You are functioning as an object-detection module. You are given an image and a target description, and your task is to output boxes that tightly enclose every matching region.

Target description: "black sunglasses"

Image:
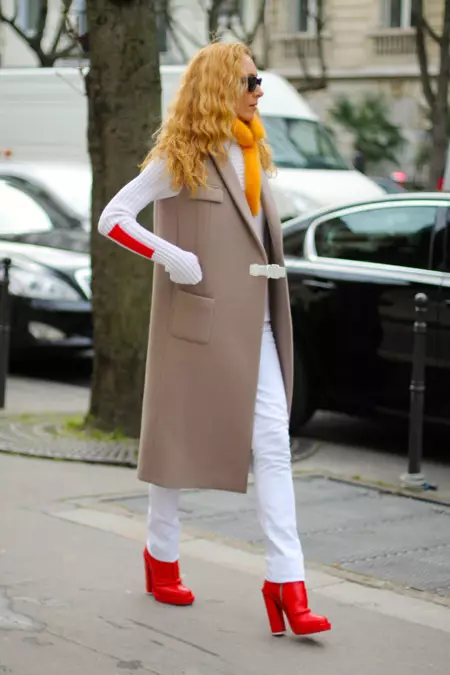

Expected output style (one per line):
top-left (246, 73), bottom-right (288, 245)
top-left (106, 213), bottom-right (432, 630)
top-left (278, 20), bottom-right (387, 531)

top-left (245, 75), bottom-right (262, 93)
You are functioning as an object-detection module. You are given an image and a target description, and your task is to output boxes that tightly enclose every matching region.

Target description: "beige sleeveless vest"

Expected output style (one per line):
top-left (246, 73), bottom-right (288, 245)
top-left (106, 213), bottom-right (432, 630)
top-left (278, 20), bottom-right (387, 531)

top-left (137, 155), bottom-right (293, 493)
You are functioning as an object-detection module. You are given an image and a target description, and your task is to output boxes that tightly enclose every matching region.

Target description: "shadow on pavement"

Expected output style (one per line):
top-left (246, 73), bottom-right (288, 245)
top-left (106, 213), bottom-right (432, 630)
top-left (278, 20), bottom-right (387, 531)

top-left (299, 411), bottom-right (450, 463)
top-left (10, 351), bottom-right (93, 387)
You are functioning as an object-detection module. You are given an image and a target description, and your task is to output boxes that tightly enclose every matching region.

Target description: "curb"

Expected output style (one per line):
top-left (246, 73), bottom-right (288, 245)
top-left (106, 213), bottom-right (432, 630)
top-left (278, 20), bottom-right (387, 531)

top-left (292, 468), bottom-right (450, 507)
top-left (0, 430), bottom-right (319, 469)
top-left (0, 445), bottom-right (138, 468)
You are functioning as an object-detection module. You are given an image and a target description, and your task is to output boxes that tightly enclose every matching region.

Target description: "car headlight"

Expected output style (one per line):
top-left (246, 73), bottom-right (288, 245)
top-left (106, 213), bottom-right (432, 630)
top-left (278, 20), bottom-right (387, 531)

top-left (74, 267), bottom-right (92, 299)
top-left (9, 268), bottom-right (81, 301)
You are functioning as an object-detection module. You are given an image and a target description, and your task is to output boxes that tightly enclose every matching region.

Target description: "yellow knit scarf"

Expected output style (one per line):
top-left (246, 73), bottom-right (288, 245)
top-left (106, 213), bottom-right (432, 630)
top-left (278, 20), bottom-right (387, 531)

top-left (232, 115), bottom-right (265, 216)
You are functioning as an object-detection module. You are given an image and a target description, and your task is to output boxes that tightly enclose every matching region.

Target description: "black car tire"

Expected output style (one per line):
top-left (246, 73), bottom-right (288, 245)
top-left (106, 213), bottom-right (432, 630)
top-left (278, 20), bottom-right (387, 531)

top-left (289, 347), bottom-right (316, 436)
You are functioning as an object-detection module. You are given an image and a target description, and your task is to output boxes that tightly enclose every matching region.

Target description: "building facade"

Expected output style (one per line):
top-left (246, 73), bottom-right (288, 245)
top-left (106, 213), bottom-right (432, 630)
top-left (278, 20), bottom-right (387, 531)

top-left (0, 0), bottom-right (261, 67)
top-left (0, 0), bottom-right (445, 179)
top-left (266, 0), bottom-right (444, 179)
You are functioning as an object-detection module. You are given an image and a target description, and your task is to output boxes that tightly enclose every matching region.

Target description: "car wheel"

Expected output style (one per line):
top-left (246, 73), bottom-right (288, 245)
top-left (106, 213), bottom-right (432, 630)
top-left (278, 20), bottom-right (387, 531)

top-left (289, 347), bottom-right (316, 436)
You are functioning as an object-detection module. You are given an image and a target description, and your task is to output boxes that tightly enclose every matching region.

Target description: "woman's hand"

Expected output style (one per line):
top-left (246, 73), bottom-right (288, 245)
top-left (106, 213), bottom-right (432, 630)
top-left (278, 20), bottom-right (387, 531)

top-left (165, 250), bottom-right (203, 285)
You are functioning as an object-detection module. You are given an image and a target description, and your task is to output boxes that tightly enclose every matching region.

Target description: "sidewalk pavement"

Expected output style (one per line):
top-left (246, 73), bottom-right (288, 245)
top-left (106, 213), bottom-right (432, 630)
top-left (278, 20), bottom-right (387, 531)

top-left (1, 451), bottom-right (449, 675)
top-left (1, 375), bottom-right (450, 671)
top-left (2, 375), bottom-right (450, 499)
top-left (1, 375), bottom-right (90, 415)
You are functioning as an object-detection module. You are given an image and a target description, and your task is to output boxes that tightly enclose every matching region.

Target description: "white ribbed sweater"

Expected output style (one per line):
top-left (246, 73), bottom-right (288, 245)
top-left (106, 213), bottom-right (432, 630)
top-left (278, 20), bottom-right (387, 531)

top-left (98, 142), bottom-right (268, 315)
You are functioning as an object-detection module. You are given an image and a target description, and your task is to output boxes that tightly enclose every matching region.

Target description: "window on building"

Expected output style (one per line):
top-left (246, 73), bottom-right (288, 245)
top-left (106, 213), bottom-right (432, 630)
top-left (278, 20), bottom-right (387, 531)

top-left (17, 0), bottom-right (44, 35)
top-left (74, 0), bottom-right (88, 36)
top-left (381, 0), bottom-right (415, 29)
top-left (297, 0), bottom-right (318, 34)
top-left (218, 0), bottom-right (243, 16)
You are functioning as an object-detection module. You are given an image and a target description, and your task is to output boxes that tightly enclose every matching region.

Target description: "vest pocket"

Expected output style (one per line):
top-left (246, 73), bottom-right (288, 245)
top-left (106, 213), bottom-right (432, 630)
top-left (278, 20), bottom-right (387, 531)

top-left (170, 290), bottom-right (215, 345)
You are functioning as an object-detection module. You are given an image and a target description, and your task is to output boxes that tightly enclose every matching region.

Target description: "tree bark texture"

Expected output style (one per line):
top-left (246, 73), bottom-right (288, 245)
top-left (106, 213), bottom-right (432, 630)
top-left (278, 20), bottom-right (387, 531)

top-left (429, 1), bottom-right (450, 189)
top-left (85, 0), bottom-right (162, 436)
top-left (415, 0), bottom-right (450, 189)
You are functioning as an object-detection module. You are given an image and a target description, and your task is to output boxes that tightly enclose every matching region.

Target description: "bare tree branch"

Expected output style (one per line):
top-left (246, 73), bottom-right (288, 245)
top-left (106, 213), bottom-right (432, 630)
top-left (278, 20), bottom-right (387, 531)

top-left (168, 16), bottom-right (206, 49)
top-left (11, 0), bottom-right (19, 23)
top-left (52, 42), bottom-right (81, 62)
top-left (0, 9), bottom-right (37, 49)
top-left (296, 39), bottom-right (311, 81)
top-left (50, 0), bottom-right (74, 55)
top-left (436, 0), bottom-right (450, 106)
top-left (160, 0), bottom-right (190, 61)
top-left (314, 0), bottom-right (327, 88)
top-left (35, 0), bottom-right (49, 42)
top-left (423, 18), bottom-right (442, 44)
top-left (208, 0), bottom-right (227, 42)
top-left (295, 0), bottom-right (327, 93)
top-left (0, 0), bottom-right (79, 66)
top-left (245, 0), bottom-right (267, 46)
top-left (413, 0), bottom-right (450, 188)
top-left (196, 0), bottom-right (208, 12)
top-left (415, 0), bottom-right (436, 108)
top-left (167, 23), bottom-right (190, 61)
top-left (223, 0), bottom-right (267, 51)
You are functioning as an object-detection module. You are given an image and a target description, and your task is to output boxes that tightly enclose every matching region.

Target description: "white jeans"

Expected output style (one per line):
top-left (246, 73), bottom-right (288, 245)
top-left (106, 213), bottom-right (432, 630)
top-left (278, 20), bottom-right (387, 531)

top-left (147, 322), bottom-right (305, 583)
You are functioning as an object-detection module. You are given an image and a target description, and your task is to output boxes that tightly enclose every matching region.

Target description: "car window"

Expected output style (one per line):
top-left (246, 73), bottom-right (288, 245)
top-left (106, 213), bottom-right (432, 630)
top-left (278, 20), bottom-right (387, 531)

top-left (314, 205), bottom-right (438, 270)
top-left (262, 117), bottom-right (349, 170)
top-left (0, 182), bottom-right (53, 235)
top-left (283, 226), bottom-right (308, 257)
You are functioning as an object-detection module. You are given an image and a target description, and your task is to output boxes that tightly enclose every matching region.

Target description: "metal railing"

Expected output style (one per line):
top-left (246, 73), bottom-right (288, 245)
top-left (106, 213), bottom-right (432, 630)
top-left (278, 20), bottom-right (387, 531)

top-left (0, 258), bottom-right (11, 409)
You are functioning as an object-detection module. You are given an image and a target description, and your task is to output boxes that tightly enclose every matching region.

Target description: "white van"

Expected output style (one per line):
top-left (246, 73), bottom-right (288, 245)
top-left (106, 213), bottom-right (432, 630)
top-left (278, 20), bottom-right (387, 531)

top-left (0, 66), bottom-right (383, 221)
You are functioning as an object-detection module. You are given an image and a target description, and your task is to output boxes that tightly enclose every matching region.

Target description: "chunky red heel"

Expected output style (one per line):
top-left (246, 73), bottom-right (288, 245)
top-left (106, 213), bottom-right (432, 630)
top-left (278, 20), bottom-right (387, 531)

top-left (262, 580), bottom-right (331, 637)
top-left (262, 593), bottom-right (286, 636)
top-left (143, 548), bottom-right (195, 606)
top-left (143, 550), bottom-right (153, 594)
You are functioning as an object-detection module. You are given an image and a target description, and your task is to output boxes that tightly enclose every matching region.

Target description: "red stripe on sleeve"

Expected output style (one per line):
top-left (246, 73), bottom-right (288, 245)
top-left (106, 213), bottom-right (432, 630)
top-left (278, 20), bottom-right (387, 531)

top-left (108, 223), bottom-right (155, 259)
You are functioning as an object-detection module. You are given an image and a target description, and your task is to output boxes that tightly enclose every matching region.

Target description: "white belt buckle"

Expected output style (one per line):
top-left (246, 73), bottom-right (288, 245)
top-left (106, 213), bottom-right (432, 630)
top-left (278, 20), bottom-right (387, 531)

top-left (268, 264), bottom-right (286, 279)
top-left (249, 263), bottom-right (264, 277)
top-left (249, 264), bottom-right (286, 279)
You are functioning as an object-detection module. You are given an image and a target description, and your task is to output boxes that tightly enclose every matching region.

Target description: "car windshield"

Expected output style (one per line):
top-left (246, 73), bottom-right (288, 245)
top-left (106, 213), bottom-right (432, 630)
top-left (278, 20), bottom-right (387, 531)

top-left (262, 117), bottom-right (349, 171)
top-left (0, 180), bottom-right (77, 235)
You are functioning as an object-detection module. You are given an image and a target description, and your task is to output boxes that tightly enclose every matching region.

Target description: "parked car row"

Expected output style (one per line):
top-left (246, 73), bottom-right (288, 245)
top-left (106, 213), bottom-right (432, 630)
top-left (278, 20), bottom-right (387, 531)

top-left (283, 193), bottom-right (450, 430)
top-left (2, 167), bottom-right (449, 429)
top-left (0, 173), bottom-right (92, 358)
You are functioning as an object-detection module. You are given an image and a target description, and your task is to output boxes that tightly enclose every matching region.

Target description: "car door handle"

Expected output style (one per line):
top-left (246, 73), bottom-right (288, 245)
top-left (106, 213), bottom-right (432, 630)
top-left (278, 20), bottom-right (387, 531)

top-left (302, 279), bottom-right (336, 290)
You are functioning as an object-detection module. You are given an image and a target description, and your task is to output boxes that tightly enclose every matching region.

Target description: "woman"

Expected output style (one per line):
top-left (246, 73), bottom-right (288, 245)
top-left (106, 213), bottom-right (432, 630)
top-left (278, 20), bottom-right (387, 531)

top-left (98, 41), bottom-right (331, 638)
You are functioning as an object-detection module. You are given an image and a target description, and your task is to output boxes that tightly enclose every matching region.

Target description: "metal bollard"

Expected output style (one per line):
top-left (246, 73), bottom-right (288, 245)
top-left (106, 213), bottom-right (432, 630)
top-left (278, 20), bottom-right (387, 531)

top-left (0, 258), bottom-right (11, 409)
top-left (400, 292), bottom-right (428, 489)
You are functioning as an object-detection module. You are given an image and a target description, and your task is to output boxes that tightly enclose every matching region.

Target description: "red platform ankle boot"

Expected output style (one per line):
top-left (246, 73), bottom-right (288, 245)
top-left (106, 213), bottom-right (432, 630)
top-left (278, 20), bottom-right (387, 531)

top-left (262, 580), bottom-right (331, 637)
top-left (143, 548), bottom-right (195, 606)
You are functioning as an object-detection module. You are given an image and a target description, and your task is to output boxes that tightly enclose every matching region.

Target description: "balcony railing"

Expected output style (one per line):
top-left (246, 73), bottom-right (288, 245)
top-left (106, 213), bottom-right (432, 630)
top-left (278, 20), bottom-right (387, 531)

top-left (272, 32), bottom-right (323, 61)
top-left (371, 29), bottom-right (417, 56)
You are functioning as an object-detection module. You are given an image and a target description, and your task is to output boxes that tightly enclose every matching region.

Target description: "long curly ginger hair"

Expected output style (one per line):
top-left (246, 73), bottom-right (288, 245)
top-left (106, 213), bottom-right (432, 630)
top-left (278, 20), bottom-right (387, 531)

top-left (140, 42), bottom-right (274, 191)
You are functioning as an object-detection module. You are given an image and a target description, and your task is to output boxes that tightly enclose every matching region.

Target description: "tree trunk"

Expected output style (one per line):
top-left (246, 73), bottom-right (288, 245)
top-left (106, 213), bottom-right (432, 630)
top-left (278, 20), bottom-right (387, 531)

top-left (428, 103), bottom-right (449, 189)
top-left (428, 0), bottom-right (450, 189)
top-left (85, 0), bottom-right (161, 436)
top-left (415, 0), bottom-right (450, 189)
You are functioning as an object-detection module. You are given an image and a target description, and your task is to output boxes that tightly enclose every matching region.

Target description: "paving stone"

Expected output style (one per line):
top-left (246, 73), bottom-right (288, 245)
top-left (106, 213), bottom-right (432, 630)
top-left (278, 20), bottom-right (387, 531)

top-left (111, 476), bottom-right (450, 597)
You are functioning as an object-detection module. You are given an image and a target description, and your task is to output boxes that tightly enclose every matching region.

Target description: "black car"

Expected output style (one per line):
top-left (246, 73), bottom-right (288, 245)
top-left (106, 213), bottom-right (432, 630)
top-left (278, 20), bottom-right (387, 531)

top-left (283, 193), bottom-right (450, 433)
top-left (0, 174), bottom-right (92, 359)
